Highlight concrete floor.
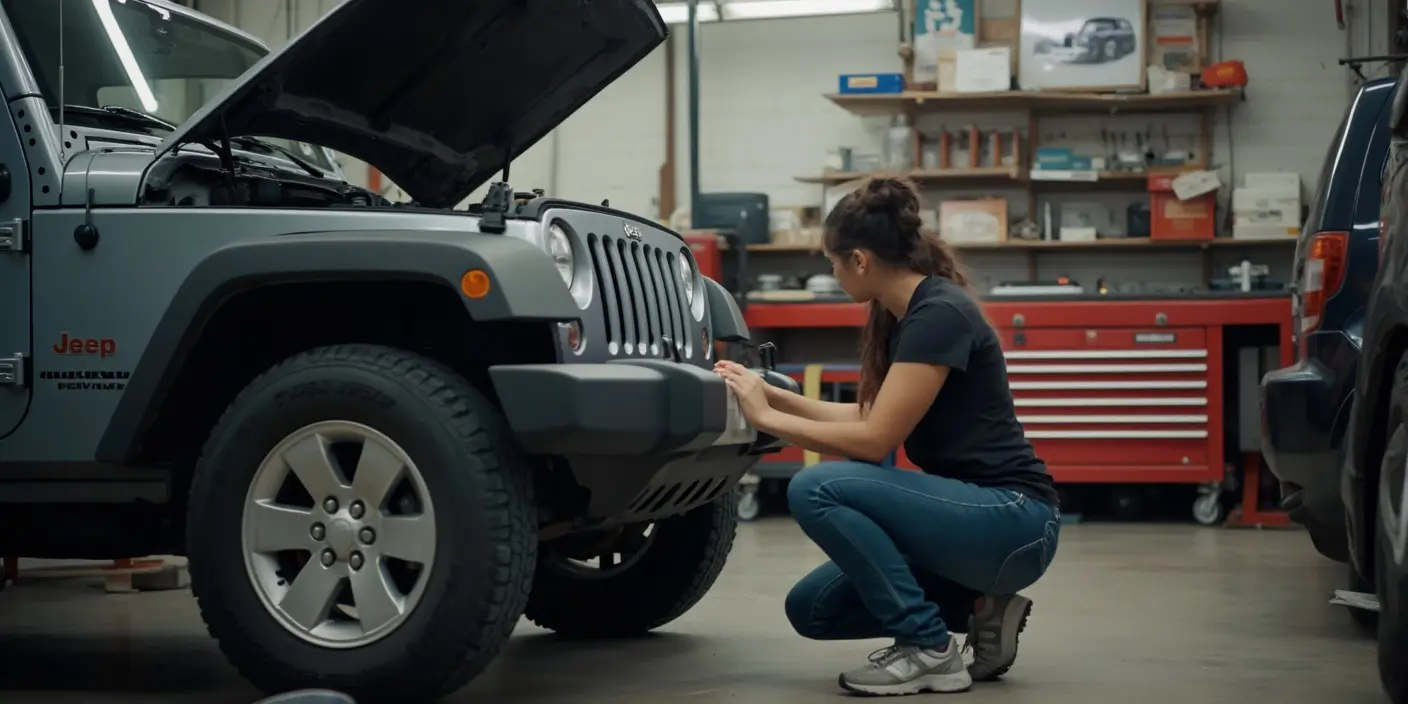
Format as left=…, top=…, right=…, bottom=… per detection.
left=0, top=521, right=1388, bottom=703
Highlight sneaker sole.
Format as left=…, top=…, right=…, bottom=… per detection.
left=838, top=672, right=973, bottom=696
left=974, top=598, right=1032, bottom=682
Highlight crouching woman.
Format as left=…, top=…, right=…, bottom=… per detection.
left=714, top=177, right=1060, bottom=696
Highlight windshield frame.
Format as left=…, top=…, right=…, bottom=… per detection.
left=0, top=0, right=342, bottom=175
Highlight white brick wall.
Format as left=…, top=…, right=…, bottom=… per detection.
left=194, top=0, right=1386, bottom=286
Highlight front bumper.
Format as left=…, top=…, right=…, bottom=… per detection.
left=1261, top=359, right=1354, bottom=562
left=489, top=359, right=799, bottom=520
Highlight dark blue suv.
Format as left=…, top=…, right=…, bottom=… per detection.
left=1261, top=76, right=1397, bottom=565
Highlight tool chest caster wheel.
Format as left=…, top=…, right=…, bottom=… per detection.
left=1192, top=492, right=1226, bottom=526
left=737, top=487, right=760, bottom=522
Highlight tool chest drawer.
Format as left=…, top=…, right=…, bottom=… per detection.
left=999, top=326, right=1215, bottom=472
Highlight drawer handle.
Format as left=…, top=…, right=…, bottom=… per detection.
left=1005, top=350, right=1207, bottom=360
left=1026, top=429, right=1208, bottom=439
left=1014, top=397, right=1208, bottom=407
left=1007, top=363, right=1207, bottom=374
left=1013, top=380, right=1210, bottom=391
left=1018, top=414, right=1209, bottom=424
left=1010, top=380, right=1208, bottom=390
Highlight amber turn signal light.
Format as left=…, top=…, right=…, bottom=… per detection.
left=460, top=269, right=492, bottom=299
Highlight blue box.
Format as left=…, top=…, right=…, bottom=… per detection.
left=1034, top=147, right=1075, bottom=169
left=1033, top=148, right=1093, bottom=171
left=838, top=73, right=905, bottom=95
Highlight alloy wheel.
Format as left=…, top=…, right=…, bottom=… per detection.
left=241, top=421, right=437, bottom=648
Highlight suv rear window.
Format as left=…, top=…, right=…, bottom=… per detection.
left=1306, top=109, right=1352, bottom=231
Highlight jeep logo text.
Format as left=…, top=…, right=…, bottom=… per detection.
left=52, top=332, right=116, bottom=359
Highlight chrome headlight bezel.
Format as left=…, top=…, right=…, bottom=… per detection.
left=679, top=247, right=706, bottom=321
left=547, top=222, right=574, bottom=287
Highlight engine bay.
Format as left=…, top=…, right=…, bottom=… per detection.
left=140, top=153, right=391, bottom=209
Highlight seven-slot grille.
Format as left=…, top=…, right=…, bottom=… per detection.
left=588, top=233, right=693, bottom=357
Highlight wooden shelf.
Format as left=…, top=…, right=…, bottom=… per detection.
left=825, top=88, right=1243, bottom=117
left=795, top=167, right=1196, bottom=187
left=738, top=238, right=1295, bottom=254
left=795, top=167, right=1021, bottom=185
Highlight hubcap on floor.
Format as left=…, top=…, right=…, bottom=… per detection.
left=241, top=420, right=436, bottom=648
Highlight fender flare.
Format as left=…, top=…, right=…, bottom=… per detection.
left=704, top=278, right=750, bottom=342
left=95, top=231, right=579, bottom=463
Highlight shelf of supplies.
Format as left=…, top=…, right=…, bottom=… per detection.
left=825, top=88, right=1243, bottom=117
left=795, top=166, right=1021, bottom=185
left=736, top=237, right=1295, bottom=254
left=795, top=167, right=1198, bottom=187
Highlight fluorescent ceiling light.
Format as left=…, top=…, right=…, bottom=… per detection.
left=93, top=0, right=159, bottom=113
left=722, top=0, right=895, bottom=20
left=654, top=0, right=894, bottom=24
left=656, top=2, right=720, bottom=24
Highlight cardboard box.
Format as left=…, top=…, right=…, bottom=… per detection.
left=937, top=51, right=959, bottom=92
left=769, top=207, right=803, bottom=238
left=1149, top=174, right=1214, bottom=241
left=939, top=199, right=1008, bottom=243
left=773, top=226, right=823, bottom=249
left=978, top=17, right=1019, bottom=78
left=912, top=0, right=978, bottom=88
left=954, top=47, right=1011, bottom=92
left=1233, top=187, right=1301, bottom=226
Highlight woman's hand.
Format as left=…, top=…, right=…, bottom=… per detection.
left=714, top=361, right=772, bottom=423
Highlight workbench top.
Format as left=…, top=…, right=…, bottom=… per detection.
left=748, top=291, right=1290, bottom=305
left=978, top=290, right=1290, bottom=302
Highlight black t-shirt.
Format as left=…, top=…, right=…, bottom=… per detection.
left=887, top=276, right=1059, bottom=506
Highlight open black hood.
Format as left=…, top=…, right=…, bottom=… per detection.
left=157, top=0, right=667, bottom=208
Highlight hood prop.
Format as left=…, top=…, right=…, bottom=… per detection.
left=478, top=145, right=516, bottom=234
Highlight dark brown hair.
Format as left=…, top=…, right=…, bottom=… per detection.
left=823, top=177, right=972, bottom=409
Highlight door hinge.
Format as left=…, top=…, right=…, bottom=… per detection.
left=0, top=353, right=29, bottom=387
left=0, top=219, right=27, bottom=253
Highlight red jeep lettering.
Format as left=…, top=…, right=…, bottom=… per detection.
left=51, top=332, right=116, bottom=359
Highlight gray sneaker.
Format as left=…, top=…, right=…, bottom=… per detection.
left=838, top=638, right=972, bottom=696
left=962, top=594, right=1033, bottom=680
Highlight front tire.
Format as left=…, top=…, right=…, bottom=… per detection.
left=525, top=489, right=739, bottom=637
left=187, top=344, right=536, bottom=702
left=1377, top=354, right=1408, bottom=703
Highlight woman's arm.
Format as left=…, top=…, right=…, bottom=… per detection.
left=741, top=299, right=975, bottom=462
left=750, top=363, right=949, bottom=462
left=763, top=383, right=862, bottom=423
left=715, top=361, right=860, bottom=422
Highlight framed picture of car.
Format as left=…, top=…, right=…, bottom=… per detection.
left=1017, top=0, right=1147, bottom=92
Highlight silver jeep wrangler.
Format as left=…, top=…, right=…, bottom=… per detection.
left=0, top=0, right=795, bottom=700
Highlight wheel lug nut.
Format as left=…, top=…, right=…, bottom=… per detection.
left=359, top=527, right=376, bottom=545
left=349, top=552, right=364, bottom=571
left=310, top=523, right=325, bottom=541
left=320, top=549, right=336, bottom=567
left=349, top=501, right=365, bottom=519
left=323, top=497, right=339, bottom=514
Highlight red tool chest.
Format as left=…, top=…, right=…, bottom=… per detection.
left=999, top=325, right=1222, bottom=483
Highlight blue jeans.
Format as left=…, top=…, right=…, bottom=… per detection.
left=784, top=460, right=1060, bottom=649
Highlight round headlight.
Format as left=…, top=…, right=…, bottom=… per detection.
left=547, top=223, right=574, bottom=286
left=678, top=252, right=695, bottom=303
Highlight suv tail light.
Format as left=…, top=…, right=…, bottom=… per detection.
left=1301, top=231, right=1349, bottom=336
